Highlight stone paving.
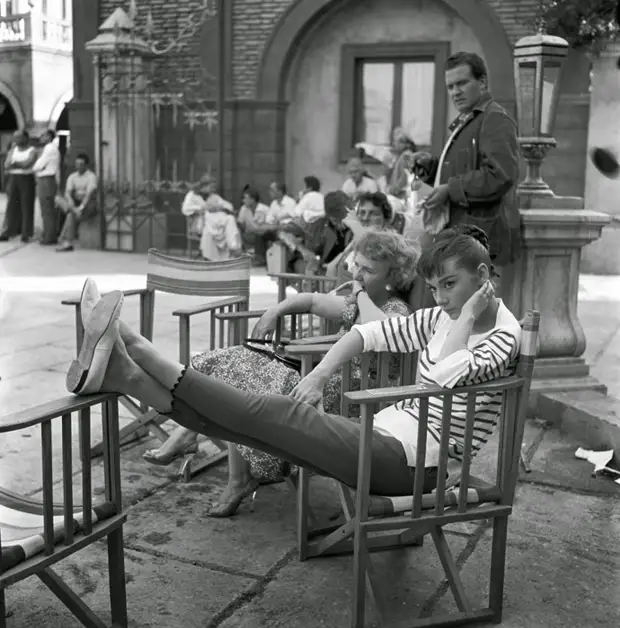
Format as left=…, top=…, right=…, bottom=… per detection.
left=1, top=242, right=620, bottom=627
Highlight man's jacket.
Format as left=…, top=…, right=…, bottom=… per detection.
left=423, top=96, right=522, bottom=266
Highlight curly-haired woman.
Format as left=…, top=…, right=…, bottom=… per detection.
left=142, top=230, right=419, bottom=516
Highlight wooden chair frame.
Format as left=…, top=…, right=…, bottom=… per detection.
left=1, top=394, right=127, bottom=628
left=284, top=311, right=540, bottom=628
left=61, top=252, right=253, bottom=481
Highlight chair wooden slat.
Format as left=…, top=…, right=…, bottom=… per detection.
left=79, top=407, right=93, bottom=535
left=435, top=395, right=453, bottom=516
left=457, top=393, right=477, bottom=513
left=41, top=420, right=54, bottom=556
left=412, top=398, right=429, bottom=518
left=61, top=413, right=74, bottom=546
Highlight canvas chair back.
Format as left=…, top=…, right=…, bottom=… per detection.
left=146, top=249, right=251, bottom=299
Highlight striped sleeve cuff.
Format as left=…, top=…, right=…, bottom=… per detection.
left=352, top=320, right=390, bottom=352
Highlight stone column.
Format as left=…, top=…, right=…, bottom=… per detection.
left=582, top=42, right=620, bottom=274
left=84, top=8, right=154, bottom=250
left=503, top=196, right=611, bottom=393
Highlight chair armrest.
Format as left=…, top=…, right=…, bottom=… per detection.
left=172, top=295, right=247, bottom=317
left=61, top=287, right=150, bottom=306
left=344, top=375, right=526, bottom=405
left=268, top=272, right=339, bottom=285
left=0, top=393, right=118, bottom=433
left=213, top=309, right=266, bottom=321
left=284, top=343, right=335, bottom=356
left=288, top=334, right=341, bottom=345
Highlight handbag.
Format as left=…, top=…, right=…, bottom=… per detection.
left=242, top=338, right=302, bottom=373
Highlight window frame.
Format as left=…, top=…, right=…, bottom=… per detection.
left=337, top=42, right=450, bottom=163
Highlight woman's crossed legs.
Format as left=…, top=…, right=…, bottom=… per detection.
left=71, top=289, right=430, bottom=497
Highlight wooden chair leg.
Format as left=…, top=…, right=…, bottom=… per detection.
left=0, top=589, right=7, bottom=628
left=297, top=468, right=311, bottom=561
left=431, top=527, right=472, bottom=614
left=38, top=567, right=107, bottom=628
left=108, top=527, right=128, bottom=628
left=489, top=515, right=509, bottom=623
left=351, top=524, right=369, bottom=628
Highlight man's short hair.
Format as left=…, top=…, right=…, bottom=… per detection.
left=304, top=175, right=321, bottom=192
left=75, top=152, right=90, bottom=165
left=243, top=186, right=261, bottom=203
left=445, top=52, right=488, bottom=81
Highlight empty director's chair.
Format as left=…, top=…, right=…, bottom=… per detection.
left=62, top=250, right=253, bottom=476
left=287, top=311, right=540, bottom=627
left=1, top=393, right=127, bottom=628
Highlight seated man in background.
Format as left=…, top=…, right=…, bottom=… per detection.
left=181, top=175, right=240, bottom=261
left=280, top=190, right=353, bottom=275
left=341, top=154, right=378, bottom=202
left=237, top=185, right=278, bottom=266
left=295, top=175, right=324, bottom=224
left=56, top=153, right=98, bottom=252
left=269, top=181, right=298, bottom=225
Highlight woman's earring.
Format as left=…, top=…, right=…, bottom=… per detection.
left=385, top=284, right=392, bottom=291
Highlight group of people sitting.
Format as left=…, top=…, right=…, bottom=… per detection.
left=181, top=127, right=422, bottom=275
left=66, top=223, right=522, bottom=518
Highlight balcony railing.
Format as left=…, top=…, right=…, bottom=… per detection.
left=0, top=12, right=72, bottom=51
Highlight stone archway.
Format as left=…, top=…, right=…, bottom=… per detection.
left=257, top=0, right=516, bottom=107
left=48, top=88, right=74, bottom=130
left=0, top=79, right=26, bottom=130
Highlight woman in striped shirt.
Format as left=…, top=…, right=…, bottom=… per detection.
left=65, top=225, right=521, bottom=499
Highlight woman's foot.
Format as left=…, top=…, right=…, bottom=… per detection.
left=143, top=428, right=199, bottom=465
left=207, top=476, right=260, bottom=518
left=66, top=292, right=125, bottom=394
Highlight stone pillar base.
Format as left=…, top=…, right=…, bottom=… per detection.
left=530, top=357, right=607, bottom=395
left=509, top=206, right=611, bottom=394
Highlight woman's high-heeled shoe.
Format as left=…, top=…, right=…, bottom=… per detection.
left=142, top=442, right=199, bottom=466
left=206, top=479, right=260, bottom=518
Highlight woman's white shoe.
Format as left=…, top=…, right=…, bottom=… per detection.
left=79, top=277, right=102, bottom=324
left=66, top=291, right=124, bottom=395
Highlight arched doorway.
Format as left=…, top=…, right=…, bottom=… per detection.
left=257, top=0, right=516, bottom=190
left=49, top=89, right=73, bottom=188
left=0, top=92, right=19, bottom=193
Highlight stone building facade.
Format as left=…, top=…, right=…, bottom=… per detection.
left=69, top=0, right=592, bottom=248
left=0, top=0, right=73, bottom=189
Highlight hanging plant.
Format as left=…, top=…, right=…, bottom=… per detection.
left=537, top=0, right=619, bottom=56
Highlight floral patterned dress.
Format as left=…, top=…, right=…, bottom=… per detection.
left=190, top=295, right=412, bottom=483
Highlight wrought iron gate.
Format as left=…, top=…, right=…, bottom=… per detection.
left=88, top=0, right=223, bottom=254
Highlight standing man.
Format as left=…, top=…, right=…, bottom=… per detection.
left=56, top=153, right=98, bottom=252
left=414, top=52, right=522, bottom=295
left=268, top=181, right=297, bottom=224
left=33, top=129, right=61, bottom=245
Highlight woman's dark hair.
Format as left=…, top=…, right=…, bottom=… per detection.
left=324, top=190, right=351, bottom=218
left=243, top=186, right=260, bottom=203
left=304, top=175, right=321, bottom=192
left=357, top=191, right=392, bottom=222
left=417, top=224, right=494, bottom=280
left=75, top=152, right=90, bottom=165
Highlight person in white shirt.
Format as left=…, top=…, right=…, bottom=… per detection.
left=56, top=153, right=98, bottom=252
left=237, top=185, right=277, bottom=266
left=341, top=156, right=378, bottom=202
left=295, top=175, right=324, bottom=224
left=268, top=181, right=297, bottom=224
left=68, top=224, right=520, bottom=499
left=181, top=175, right=240, bottom=261
left=32, top=129, right=62, bottom=245
left=0, top=129, right=37, bottom=243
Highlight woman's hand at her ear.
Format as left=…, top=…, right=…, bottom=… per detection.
left=461, top=280, right=495, bottom=322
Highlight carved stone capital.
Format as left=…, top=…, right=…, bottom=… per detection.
left=518, top=137, right=557, bottom=162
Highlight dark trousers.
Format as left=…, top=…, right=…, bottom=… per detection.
left=37, top=176, right=59, bottom=243
left=1, top=174, right=36, bottom=239
left=169, top=368, right=438, bottom=496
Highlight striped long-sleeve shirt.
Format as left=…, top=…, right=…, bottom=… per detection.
left=352, top=301, right=521, bottom=467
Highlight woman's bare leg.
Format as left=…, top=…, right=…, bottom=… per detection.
left=118, top=319, right=184, bottom=392
left=207, top=443, right=255, bottom=517
left=104, top=336, right=174, bottom=412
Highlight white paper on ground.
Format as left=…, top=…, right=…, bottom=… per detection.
left=574, top=447, right=620, bottom=483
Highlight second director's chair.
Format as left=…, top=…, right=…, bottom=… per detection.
left=62, top=250, right=253, bottom=477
